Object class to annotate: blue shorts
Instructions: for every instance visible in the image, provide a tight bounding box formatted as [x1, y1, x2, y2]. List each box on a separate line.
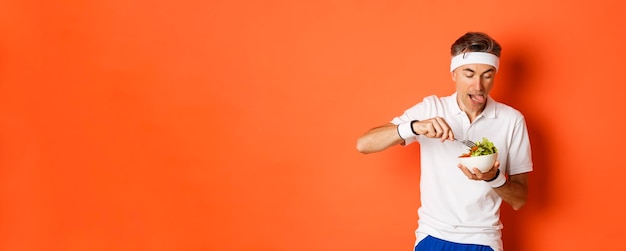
[415, 235, 494, 251]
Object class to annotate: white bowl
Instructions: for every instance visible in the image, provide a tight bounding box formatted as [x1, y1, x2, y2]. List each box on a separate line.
[458, 153, 497, 173]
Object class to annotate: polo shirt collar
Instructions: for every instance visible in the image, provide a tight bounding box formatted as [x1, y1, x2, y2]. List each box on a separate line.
[449, 92, 497, 119]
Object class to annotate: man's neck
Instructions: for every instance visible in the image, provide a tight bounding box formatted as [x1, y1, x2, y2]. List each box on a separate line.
[457, 98, 487, 123]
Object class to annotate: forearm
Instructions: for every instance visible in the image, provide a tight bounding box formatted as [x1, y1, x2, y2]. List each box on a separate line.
[356, 123, 404, 154]
[493, 173, 529, 210]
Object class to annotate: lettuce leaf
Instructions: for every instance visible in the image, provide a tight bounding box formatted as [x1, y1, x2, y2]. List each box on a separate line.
[469, 137, 498, 157]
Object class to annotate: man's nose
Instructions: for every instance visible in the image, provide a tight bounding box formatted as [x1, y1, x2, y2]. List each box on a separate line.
[473, 77, 484, 90]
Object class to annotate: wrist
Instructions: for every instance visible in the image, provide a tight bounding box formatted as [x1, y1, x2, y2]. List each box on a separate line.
[410, 120, 419, 135]
[397, 120, 419, 140]
[485, 169, 506, 188]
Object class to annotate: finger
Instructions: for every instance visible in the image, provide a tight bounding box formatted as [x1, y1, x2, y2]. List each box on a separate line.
[431, 118, 444, 138]
[482, 161, 499, 177]
[435, 117, 454, 142]
[446, 130, 455, 141]
[435, 117, 450, 140]
[491, 162, 501, 177]
[435, 117, 453, 141]
[424, 123, 436, 137]
[457, 164, 474, 179]
[472, 168, 483, 179]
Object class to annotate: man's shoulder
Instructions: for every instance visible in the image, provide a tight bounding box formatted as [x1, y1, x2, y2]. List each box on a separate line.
[421, 94, 455, 104]
[492, 100, 525, 119]
[413, 94, 459, 115]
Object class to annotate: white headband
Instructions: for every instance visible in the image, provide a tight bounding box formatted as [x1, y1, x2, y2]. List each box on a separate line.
[450, 52, 499, 72]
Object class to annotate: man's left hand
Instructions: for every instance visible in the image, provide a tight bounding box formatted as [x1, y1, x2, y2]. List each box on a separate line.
[458, 160, 500, 181]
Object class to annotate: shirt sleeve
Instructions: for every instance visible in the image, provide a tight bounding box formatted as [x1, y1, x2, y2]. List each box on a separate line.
[390, 95, 438, 146]
[507, 116, 534, 175]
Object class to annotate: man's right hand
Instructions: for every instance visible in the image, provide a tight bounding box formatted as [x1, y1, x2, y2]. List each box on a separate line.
[412, 117, 454, 142]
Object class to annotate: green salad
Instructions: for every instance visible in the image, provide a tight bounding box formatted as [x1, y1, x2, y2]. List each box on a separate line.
[460, 137, 498, 157]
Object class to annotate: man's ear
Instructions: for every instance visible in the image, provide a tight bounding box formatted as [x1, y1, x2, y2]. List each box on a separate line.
[451, 70, 456, 82]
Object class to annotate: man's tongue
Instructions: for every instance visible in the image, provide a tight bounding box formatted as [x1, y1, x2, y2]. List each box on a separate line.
[470, 94, 485, 103]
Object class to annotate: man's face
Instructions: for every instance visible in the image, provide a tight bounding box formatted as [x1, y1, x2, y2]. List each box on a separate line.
[451, 64, 497, 113]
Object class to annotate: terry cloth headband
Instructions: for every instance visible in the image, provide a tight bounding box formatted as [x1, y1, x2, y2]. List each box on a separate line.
[450, 52, 500, 72]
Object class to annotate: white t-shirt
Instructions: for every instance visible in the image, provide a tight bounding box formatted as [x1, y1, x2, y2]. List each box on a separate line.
[391, 93, 533, 251]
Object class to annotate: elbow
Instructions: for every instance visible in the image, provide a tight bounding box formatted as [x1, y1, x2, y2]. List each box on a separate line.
[511, 200, 527, 211]
[356, 137, 380, 154]
[356, 139, 372, 154]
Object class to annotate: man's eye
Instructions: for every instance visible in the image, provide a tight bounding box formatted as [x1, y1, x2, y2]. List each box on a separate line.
[464, 75, 474, 78]
[483, 75, 493, 79]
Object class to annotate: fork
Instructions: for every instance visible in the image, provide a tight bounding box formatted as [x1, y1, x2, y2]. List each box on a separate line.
[455, 138, 477, 148]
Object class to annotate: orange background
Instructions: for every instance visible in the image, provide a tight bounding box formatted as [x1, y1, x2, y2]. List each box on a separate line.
[1, 0, 625, 250]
